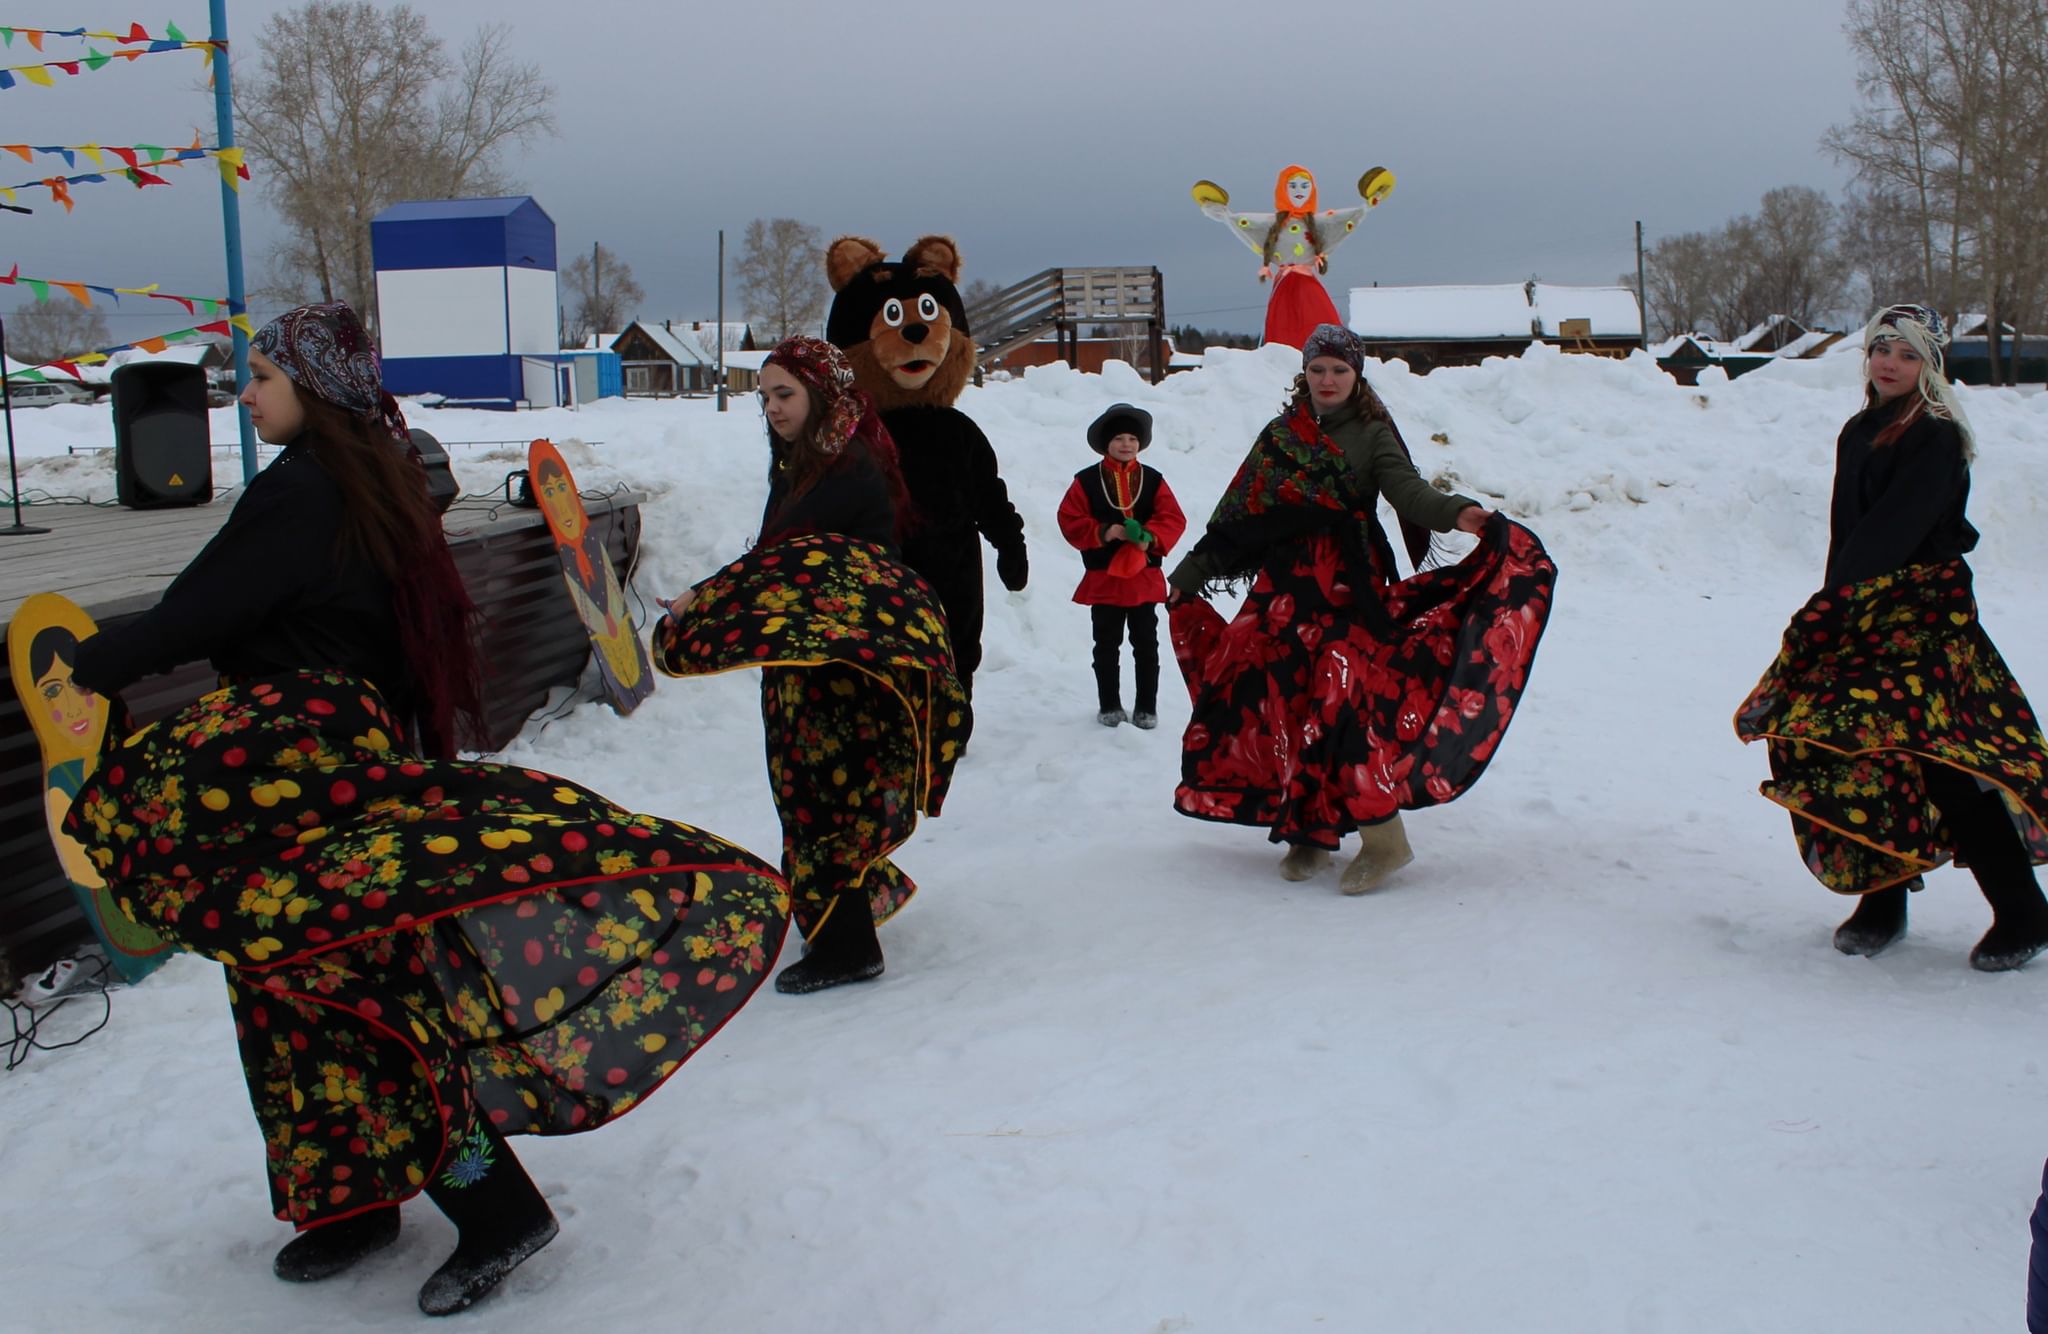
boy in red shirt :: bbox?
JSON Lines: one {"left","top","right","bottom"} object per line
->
{"left": 1057, "top": 403, "right": 1187, "bottom": 728}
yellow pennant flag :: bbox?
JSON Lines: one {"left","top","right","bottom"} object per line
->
{"left": 21, "top": 65, "right": 55, "bottom": 88}
{"left": 229, "top": 313, "right": 254, "bottom": 337}
{"left": 79, "top": 144, "right": 104, "bottom": 168}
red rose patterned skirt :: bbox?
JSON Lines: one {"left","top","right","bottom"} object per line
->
{"left": 1735, "top": 559, "right": 2048, "bottom": 893}
{"left": 67, "top": 671, "right": 790, "bottom": 1229}
{"left": 655, "top": 533, "right": 969, "bottom": 938}
{"left": 1171, "top": 514, "right": 1556, "bottom": 848}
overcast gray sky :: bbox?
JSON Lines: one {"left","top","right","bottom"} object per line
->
{"left": 2, "top": 0, "right": 1861, "bottom": 341}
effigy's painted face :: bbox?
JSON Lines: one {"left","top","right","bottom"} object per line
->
{"left": 1284, "top": 174, "right": 1315, "bottom": 210}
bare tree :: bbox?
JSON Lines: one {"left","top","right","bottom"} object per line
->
{"left": 1745, "top": 186, "right": 1852, "bottom": 329}
{"left": 735, "top": 218, "right": 826, "bottom": 340}
{"left": 235, "top": 3, "right": 556, "bottom": 328}
{"left": 687, "top": 322, "right": 745, "bottom": 362}
{"left": 1638, "top": 230, "right": 1738, "bottom": 339}
{"left": 558, "top": 243, "right": 645, "bottom": 347}
{"left": 5, "top": 301, "right": 112, "bottom": 366}
{"left": 1826, "top": 0, "right": 2048, "bottom": 382}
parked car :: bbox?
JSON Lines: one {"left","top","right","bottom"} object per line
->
{"left": 5, "top": 380, "right": 95, "bottom": 408}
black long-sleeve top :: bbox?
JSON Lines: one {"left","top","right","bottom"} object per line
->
{"left": 760, "top": 438, "right": 898, "bottom": 553}
{"left": 71, "top": 440, "right": 411, "bottom": 715}
{"left": 1824, "top": 403, "right": 1979, "bottom": 589}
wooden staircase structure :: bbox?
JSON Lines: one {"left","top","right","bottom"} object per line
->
{"left": 964, "top": 266, "right": 1167, "bottom": 383}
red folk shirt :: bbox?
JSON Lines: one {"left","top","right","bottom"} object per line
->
{"left": 1056, "top": 457, "right": 1188, "bottom": 607}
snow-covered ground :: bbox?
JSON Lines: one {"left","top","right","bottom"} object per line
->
{"left": 5, "top": 346, "right": 2048, "bottom": 1331}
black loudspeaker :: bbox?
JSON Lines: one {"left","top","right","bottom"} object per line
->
{"left": 111, "top": 362, "right": 212, "bottom": 509}
{"left": 406, "top": 428, "right": 459, "bottom": 514}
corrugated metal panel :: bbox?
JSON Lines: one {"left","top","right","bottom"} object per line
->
{"left": 0, "top": 495, "right": 644, "bottom": 977}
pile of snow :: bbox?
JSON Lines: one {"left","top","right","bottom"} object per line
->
{"left": 6, "top": 348, "right": 2048, "bottom": 1330}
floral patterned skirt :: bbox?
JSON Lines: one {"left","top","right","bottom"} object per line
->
{"left": 68, "top": 672, "right": 789, "bottom": 1228}
{"left": 1735, "top": 560, "right": 2048, "bottom": 893}
{"left": 1171, "top": 514, "right": 1556, "bottom": 848}
{"left": 657, "top": 533, "right": 969, "bottom": 939}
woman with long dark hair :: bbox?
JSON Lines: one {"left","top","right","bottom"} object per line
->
{"left": 66, "top": 302, "right": 790, "bottom": 1315}
{"left": 655, "top": 336, "right": 967, "bottom": 995}
{"left": 1167, "top": 324, "right": 1556, "bottom": 894}
{"left": 1736, "top": 303, "right": 2048, "bottom": 970}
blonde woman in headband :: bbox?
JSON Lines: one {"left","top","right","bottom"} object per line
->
{"left": 1737, "top": 304, "right": 2048, "bottom": 971}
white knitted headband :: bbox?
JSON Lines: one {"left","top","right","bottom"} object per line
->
{"left": 1862, "top": 304, "right": 1975, "bottom": 460}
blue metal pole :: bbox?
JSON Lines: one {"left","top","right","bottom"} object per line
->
{"left": 210, "top": 0, "right": 256, "bottom": 482}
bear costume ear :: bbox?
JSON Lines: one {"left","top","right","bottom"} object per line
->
{"left": 903, "top": 235, "right": 963, "bottom": 283}
{"left": 826, "top": 236, "right": 886, "bottom": 293}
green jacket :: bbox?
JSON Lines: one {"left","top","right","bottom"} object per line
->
{"left": 1168, "top": 401, "right": 1478, "bottom": 594}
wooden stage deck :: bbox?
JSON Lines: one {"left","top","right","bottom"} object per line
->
{"left": 0, "top": 491, "right": 634, "bottom": 623}
{"left": 0, "top": 486, "right": 650, "bottom": 975}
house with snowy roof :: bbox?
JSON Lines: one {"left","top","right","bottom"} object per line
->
{"left": 1346, "top": 282, "right": 1643, "bottom": 370}
{"left": 609, "top": 319, "right": 758, "bottom": 396}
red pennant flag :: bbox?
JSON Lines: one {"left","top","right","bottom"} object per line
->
{"left": 0, "top": 265, "right": 15, "bottom": 285}
{"left": 122, "top": 23, "right": 150, "bottom": 44}
{"left": 53, "top": 61, "right": 80, "bottom": 76}
{"left": 196, "top": 320, "right": 230, "bottom": 336}
{"left": 47, "top": 360, "right": 82, "bottom": 380}
{"left": 109, "top": 147, "right": 138, "bottom": 169}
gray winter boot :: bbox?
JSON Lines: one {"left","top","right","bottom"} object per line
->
{"left": 1340, "top": 815, "right": 1414, "bottom": 895}
{"left": 1278, "top": 845, "right": 1330, "bottom": 881}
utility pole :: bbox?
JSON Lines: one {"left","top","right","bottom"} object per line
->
{"left": 716, "top": 229, "right": 727, "bottom": 412}
{"left": 1635, "top": 220, "right": 1649, "bottom": 351}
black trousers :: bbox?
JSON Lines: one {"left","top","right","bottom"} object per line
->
{"left": 1091, "top": 604, "right": 1160, "bottom": 712}
{"left": 1923, "top": 762, "right": 2041, "bottom": 902}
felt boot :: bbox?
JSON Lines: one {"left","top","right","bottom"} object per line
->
{"left": 1971, "top": 872, "right": 2048, "bottom": 972}
{"left": 1279, "top": 845, "right": 1330, "bottom": 881}
{"left": 417, "top": 1124, "right": 558, "bottom": 1317}
{"left": 1340, "top": 815, "right": 1415, "bottom": 895}
{"left": 775, "top": 892, "right": 885, "bottom": 995}
{"left": 272, "top": 1205, "right": 400, "bottom": 1283}
{"left": 1833, "top": 883, "right": 1909, "bottom": 956}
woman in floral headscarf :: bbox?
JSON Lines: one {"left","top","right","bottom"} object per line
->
{"left": 65, "top": 302, "right": 791, "bottom": 1316}
{"left": 1736, "top": 303, "right": 2048, "bottom": 971}
{"left": 1166, "top": 324, "right": 1557, "bottom": 894}
{"left": 655, "top": 335, "right": 968, "bottom": 995}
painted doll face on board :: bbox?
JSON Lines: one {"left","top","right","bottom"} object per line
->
{"left": 1104, "top": 432, "right": 1143, "bottom": 463}
{"left": 241, "top": 350, "right": 307, "bottom": 446}
{"left": 1283, "top": 173, "right": 1315, "bottom": 210}
{"left": 1866, "top": 338, "right": 1923, "bottom": 402}
{"left": 536, "top": 465, "right": 587, "bottom": 542}
{"left": 32, "top": 637, "right": 97, "bottom": 763}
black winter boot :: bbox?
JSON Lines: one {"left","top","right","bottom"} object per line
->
{"left": 1833, "top": 883, "right": 1910, "bottom": 957}
{"left": 272, "top": 1204, "right": 400, "bottom": 1282}
{"left": 418, "top": 1123, "right": 558, "bottom": 1317}
{"left": 1970, "top": 871, "right": 2048, "bottom": 972}
{"left": 1926, "top": 766, "right": 2048, "bottom": 972}
{"left": 775, "top": 892, "right": 885, "bottom": 994}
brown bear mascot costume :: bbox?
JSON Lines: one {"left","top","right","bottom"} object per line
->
{"left": 825, "top": 235, "right": 1027, "bottom": 699}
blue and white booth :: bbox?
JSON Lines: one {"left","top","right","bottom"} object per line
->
{"left": 371, "top": 196, "right": 560, "bottom": 408}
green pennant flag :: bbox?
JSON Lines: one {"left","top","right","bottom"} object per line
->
{"left": 201, "top": 298, "right": 219, "bottom": 315}
{"left": 0, "top": 29, "right": 14, "bottom": 49}
{"left": 165, "top": 21, "right": 186, "bottom": 42}
{"left": 83, "top": 47, "right": 110, "bottom": 71}
{"left": 136, "top": 144, "right": 163, "bottom": 160}
{"left": 27, "top": 279, "right": 49, "bottom": 303}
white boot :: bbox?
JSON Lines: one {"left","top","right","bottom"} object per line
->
{"left": 1278, "top": 845, "right": 1330, "bottom": 881}
{"left": 1340, "top": 815, "right": 1414, "bottom": 895}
